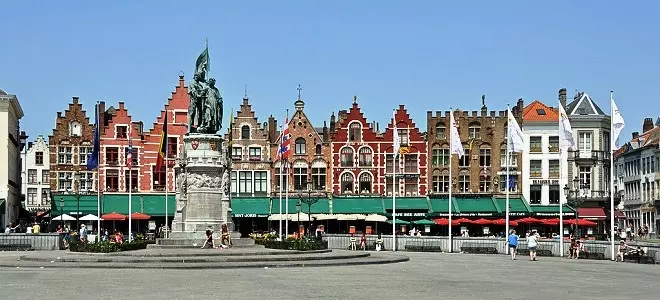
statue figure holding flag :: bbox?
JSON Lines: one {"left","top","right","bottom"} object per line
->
{"left": 188, "top": 41, "right": 223, "bottom": 135}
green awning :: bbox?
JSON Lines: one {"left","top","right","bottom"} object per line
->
{"left": 530, "top": 204, "right": 576, "bottom": 217}
{"left": 388, "top": 219, "right": 409, "bottom": 225}
{"left": 332, "top": 197, "right": 385, "bottom": 214}
{"left": 493, "top": 197, "right": 532, "bottom": 217}
{"left": 456, "top": 197, "right": 498, "bottom": 213}
{"left": 384, "top": 197, "right": 429, "bottom": 211}
{"left": 102, "top": 194, "right": 175, "bottom": 216}
{"left": 413, "top": 219, "right": 436, "bottom": 225}
{"left": 231, "top": 197, "right": 270, "bottom": 217}
{"left": 428, "top": 197, "right": 459, "bottom": 214}
{"left": 271, "top": 198, "right": 330, "bottom": 214}
{"left": 51, "top": 194, "right": 103, "bottom": 216}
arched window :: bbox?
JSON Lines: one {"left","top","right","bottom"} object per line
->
{"left": 241, "top": 125, "right": 250, "bottom": 139}
{"left": 315, "top": 144, "right": 322, "bottom": 155}
{"left": 341, "top": 173, "right": 354, "bottom": 193}
{"left": 468, "top": 122, "right": 480, "bottom": 139}
{"left": 435, "top": 122, "right": 446, "bottom": 140}
{"left": 359, "top": 172, "right": 372, "bottom": 193}
{"left": 358, "top": 147, "right": 372, "bottom": 167}
{"left": 295, "top": 138, "right": 306, "bottom": 155}
{"left": 340, "top": 147, "right": 354, "bottom": 167}
{"left": 349, "top": 122, "right": 362, "bottom": 142}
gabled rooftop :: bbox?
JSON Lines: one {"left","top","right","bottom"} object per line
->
{"left": 523, "top": 100, "right": 558, "bottom": 122}
{"left": 566, "top": 92, "right": 605, "bottom": 116}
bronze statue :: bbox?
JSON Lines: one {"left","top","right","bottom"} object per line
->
{"left": 187, "top": 43, "right": 223, "bottom": 135}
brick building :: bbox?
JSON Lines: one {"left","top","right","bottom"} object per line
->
{"left": 426, "top": 99, "right": 524, "bottom": 195}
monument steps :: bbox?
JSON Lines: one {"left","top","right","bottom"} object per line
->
{"left": 148, "top": 244, "right": 260, "bottom": 249}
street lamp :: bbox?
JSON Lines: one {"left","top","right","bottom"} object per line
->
{"left": 73, "top": 171, "right": 81, "bottom": 230}
{"left": 300, "top": 181, "right": 319, "bottom": 237}
{"left": 296, "top": 198, "right": 302, "bottom": 235}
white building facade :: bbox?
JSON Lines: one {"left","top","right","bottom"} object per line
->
{"left": 0, "top": 89, "right": 25, "bottom": 227}
{"left": 21, "top": 135, "right": 51, "bottom": 211}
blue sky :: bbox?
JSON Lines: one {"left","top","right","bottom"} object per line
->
{"left": 2, "top": 1, "right": 658, "bottom": 142}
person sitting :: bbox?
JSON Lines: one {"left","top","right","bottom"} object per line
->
{"left": 375, "top": 233, "right": 384, "bottom": 252}
{"left": 617, "top": 240, "right": 628, "bottom": 262}
{"left": 220, "top": 224, "right": 231, "bottom": 248}
{"left": 202, "top": 229, "right": 214, "bottom": 249}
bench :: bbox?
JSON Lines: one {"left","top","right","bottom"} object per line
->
{"left": 405, "top": 239, "right": 442, "bottom": 252}
{"left": 460, "top": 242, "right": 498, "bottom": 254}
{"left": 0, "top": 243, "right": 33, "bottom": 251}
{"left": 620, "top": 250, "right": 656, "bottom": 264}
{"left": 578, "top": 246, "right": 606, "bottom": 260}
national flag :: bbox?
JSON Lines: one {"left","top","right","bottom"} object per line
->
{"left": 87, "top": 102, "right": 100, "bottom": 170}
{"left": 227, "top": 109, "right": 233, "bottom": 149}
{"left": 611, "top": 98, "right": 625, "bottom": 149}
{"left": 507, "top": 176, "right": 516, "bottom": 191}
{"left": 468, "top": 138, "right": 474, "bottom": 155}
{"left": 156, "top": 111, "right": 168, "bottom": 171}
{"left": 449, "top": 111, "right": 464, "bottom": 158}
{"left": 507, "top": 108, "right": 525, "bottom": 153}
{"left": 393, "top": 110, "right": 401, "bottom": 157}
{"left": 559, "top": 104, "right": 576, "bottom": 150}
{"left": 126, "top": 125, "right": 133, "bottom": 168}
{"left": 278, "top": 117, "right": 291, "bottom": 160}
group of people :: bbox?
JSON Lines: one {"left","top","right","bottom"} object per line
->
{"left": 4, "top": 222, "right": 41, "bottom": 234}
{"left": 349, "top": 233, "right": 384, "bottom": 251}
{"left": 201, "top": 223, "right": 232, "bottom": 249}
{"left": 507, "top": 229, "right": 540, "bottom": 261}
{"left": 617, "top": 224, "right": 651, "bottom": 242}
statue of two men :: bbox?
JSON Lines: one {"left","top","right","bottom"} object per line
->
{"left": 188, "top": 45, "right": 223, "bottom": 135}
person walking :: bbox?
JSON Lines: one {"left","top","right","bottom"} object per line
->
{"left": 528, "top": 230, "right": 539, "bottom": 261}
{"left": 507, "top": 229, "right": 519, "bottom": 260}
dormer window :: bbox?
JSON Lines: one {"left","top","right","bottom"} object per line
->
{"left": 70, "top": 122, "right": 82, "bottom": 137}
{"left": 349, "top": 122, "right": 361, "bottom": 142}
{"left": 116, "top": 125, "right": 127, "bottom": 139}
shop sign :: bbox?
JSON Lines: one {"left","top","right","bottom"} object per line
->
{"left": 393, "top": 212, "right": 427, "bottom": 217}
{"left": 233, "top": 214, "right": 268, "bottom": 218}
{"left": 435, "top": 212, "right": 494, "bottom": 217}
{"left": 534, "top": 212, "right": 575, "bottom": 217}
{"left": 532, "top": 179, "right": 559, "bottom": 185}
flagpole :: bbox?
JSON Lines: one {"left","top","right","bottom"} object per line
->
{"left": 285, "top": 109, "right": 290, "bottom": 237}
{"left": 392, "top": 109, "right": 398, "bottom": 251}
{"left": 278, "top": 123, "right": 283, "bottom": 240}
{"left": 610, "top": 91, "right": 616, "bottom": 260}
{"left": 448, "top": 110, "right": 453, "bottom": 253}
{"left": 505, "top": 106, "right": 511, "bottom": 255}
{"left": 128, "top": 129, "right": 133, "bottom": 242}
{"left": 96, "top": 101, "right": 101, "bottom": 238}
{"left": 558, "top": 101, "right": 564, "bottom": 257}
{"left": 164, "top": 110, "right": 169, "bottom": 239}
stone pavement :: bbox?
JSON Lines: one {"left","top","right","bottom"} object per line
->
{"left": 1, "top": 252, "right": 658, "bottom": 299}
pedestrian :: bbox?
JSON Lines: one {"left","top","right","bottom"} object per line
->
{"left": 360, "top": 232, "right": 367, "bottom": 251}
{"left": 528, "top": 230, "right": 539, "bottom": 261}
{"left": 375, "top": 233, "right": 383, "bottom": 252}
{"left": 349, "top": 234, "right": 357, "bottom": 251}
{"left": 507, "top": 229, "right": 519, "bottom": 260}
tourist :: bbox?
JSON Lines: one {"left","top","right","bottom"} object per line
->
{"left": 104, "top": 229, "right": 109, "bottom": 241}
{"left": 4, "top": 225, "right": 10, "bottom": 234}
{"left": 620, "top": 229, "right": 627, "bottom": 242}
{"left": 528, "top": 230, "right": 539, "bottom": 261}
{"left": 26, "top": 223, "right": 33, "bottom": 234}
{"left": 349, "top": 234, "right": 357, "bottom": 251}
{"left": 221, "top": 224, "right": 231, "bottom": 248}
{"left": 375, "top": 233, "right": 383, "bottom": 252}
{"left": 360, "top": 233, "right": 367, "bottom": 251}
{"left": 202, "top": 229, "right": 214, "bottom": 249}
{"left": 507, "top": 229, "right": 519, "bottom": 260}
{"left": 617, "top": 240, "right": 628, "bottom": 262}
{"left": 33, "top": 222, "right": 40, "bottom": 234}
{"left": 79, "top": 224, "right": 88, "bottom": 243}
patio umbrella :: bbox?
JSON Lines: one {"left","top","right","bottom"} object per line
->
{"left": 434, "top": 218, "right": 460, "bottom": 226}
{"left": 492, "top": 219, "right": 518, "bottom": 226}
{"left": 387, "top": 219, "right": 408, "bottom": 225}
{"left": 101, "top": 212, "right": 127, "bottom": 221}
{"left": 576, "top": 219, "right": 597, "bottom": 226}
{"left": 52, "top": 213, "right": 76, "bottom": 221}
{"left": 364, "top": 214, "right": 388, "bottom": 222}
{"left": 517, "top": 217, "right": 543, "bottom": 224}
{"left": 541, "top": 219, "right": 559, "bottom": 225}
{"left": 79, "top": 214, "right": 100, "bottom": 221}
{"left": 413, "top": 219, "right": 436, "bottom": 225}
{"left": 472, "top": 218, "right": 493, "bottom": 225}
{"left": 454, "top": 218, "right": 474, "bottom": 224}
{"left": 312, "top": 214, "right": 338, "bottom": 221}
{"left": 130, "top": 212, "right": 151, "bottom": 220}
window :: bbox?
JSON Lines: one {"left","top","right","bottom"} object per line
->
{"left": 385, "top": 154, "right": 400, "bottom": 173}
{"left": 254, "top": 171, "right": 268, "bottom": 195}
{"left": 530, "top": 160, "right": 542, "bottom": 178}
{"left": 238, "top": 171, "right": 252, "bottom": 194}
{"left": 404, "top": 155, "right": 417, "bottom": 173}
{"left": 241, "top": 125, "right": 250, "bottom": 139}
{"left": 79, "top": 172, "right": 94, "bottom": 191}
{"left": 459, "top": 145, "right": 470, "bottom": 167}
{"left": 468, "top": 123, "right": 480, "bottom": 139}
{"left": 397, "top": 128, "right": 409, "bottom": 146}
{"left": 294, "top": 138, "right": 306, "bottom": 155}
{"left": 106, "top": 169, "right": 119, "bottom": 191}
{"left": 35, "top": 151, "right": 44, "bottom": 165}
{"left": 27, "top": 188, "right": 38, "bottom": 206}
{"left": 106, "top": 147, "right": 119, "bottom": 165}
{"left": 432, "top": 170, "right": 449, "bottom": 193}
{"left": 152, "top": 166, "right": 166, "bottom": 191}
{"left": 315, "top": 144, "right": 322, "bottom": 155}
{"left": 404, "top": 177, "right": 418, "bottom": 196}
{"left": 359, "top": 172, "right": 372, "bottom": 193}
{"left": 500, "top": 175, "right": 518, "bottom": 192}
{"left": 232, "top": 147, "right": 242, "bottom": 160}
{"left": 41, "top": 188, "right": 50, "bottom": 205}
{"left": 536, "top": 109, "right": 546, "bottom": 115}
{"left": 549, "top": 185, "right": 560, "bottom": 204}
{"left": 348, "top": 123, "right": 361, "bottom": 142}
{"left": 248, "top": 147, "right": 261, "bottom": 161}
{"left": 79, "top": 147, "right": 93, "bottom": 166}
{"left": 479, "top": 148, "right": 491, "bottom": 167}
{"left": 432, "top": 146, "right": 449, "bottom": 166}
{"left": 530, "top": 137, "right": 542, "bottom": 153}
{"left": 167, "top": 137, "right": 178, "bottom": 158}
{"left": 231, "top": 171, "right": 237, "bottom": 194}
{"left": 340, "top": 147, "right": 354, "bottom": 167}
{"left": 69, "top": 122, "right": 82, "bottom": 137}
{"left": 435, "top": 123, "right": 446, "bottom": 139}
{"left": 124, "top": 170, "right": 138, "bottom": 192}
{"left": 341, "top": 173, "right": 354, "bottom": 193}
{"left": 58, "top": 172, "right": 72, "bottom": 191}
{"left": 358, "top": 147, "right": 372, "bottom": 167}
{"left": 274, "top": 166, "right": 290, "bottom": 190}
{"left": 28, "top": 169, "right": 37, "bottom": 184}
{"left": 293, "top": 166, "right": 307, "bottom": 190}
{"left": 529, "top": 185, "right": 542, "bottom": 204}
{"left": 58, "top": 147, "right": 73, "bottom": 164}
{"left": 459, "top": 171, "right": 470, "bottom": 192}
{"left": 549, "top": 160, "right": 559, "bottom": 178}
{"left": 546, "top": 136, "right": 559, "bottom": 153}
{"left": 579, "top": 166, "right": 592, "bottom": 190}
{"left": 578, "top": 132, "right": 592, "bottom": 151}
{"left": 124, "top": 147, "right": 138, "bottom": 166}
{"left": 116, "top": 125, "right": 127, "bottom": 138}
{"left": 311, "top": 167, "right": 326, "bottom": 190}
{"left": 480, "top": 174, "right": 491, "bottom": 192}
{"left": 500, "top": 146, "right": 517, "bottom": 166}
{"left": 386, "top": 177, "right": 396, "bottom": 195}
{"left": 603, "top": 132, "right": 611, "bottom": 153}
{"left": 42, "top": 170, "right": 50, "bottom": 184}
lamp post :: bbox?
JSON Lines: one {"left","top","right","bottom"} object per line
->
{"left": 73, "top": 171, "right": 81, "bottom": 230}
{"left": 296, "top": 198, "right": 302, "bottom": 236}
{"left": 59, "top": 197, "right": 65, "bottom": 228}
{"left": 301, "top": 181, "right": 319, "bottom": 237}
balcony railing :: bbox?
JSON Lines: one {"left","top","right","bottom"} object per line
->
{"left": 566, "top": 190, "right": 610, "bottom": 200}
{"left": 529, "top": 147, "right": 543, "bottom": 153}
{"left": 530, "top": 171, "right": 542, "bottom": 178}
{"left": 567, "top": 150, "right": 610, "bottom": 162}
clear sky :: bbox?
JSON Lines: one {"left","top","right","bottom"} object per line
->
{"left": 2, "top": 1, "right": 658, "bottom": 142}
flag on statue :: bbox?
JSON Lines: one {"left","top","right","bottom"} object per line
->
{"left": 611, "top": 98, "right": 625, "bottom": 149}
{"left": 559, "top": 104, "right": 575, "bottom": 150}
{"left": 449, "top": 111, "right": 464, "bottom": 158}
{"left": 507, "top": 108, "right": 524, "bottom": 153}
{"left": 393, "top": 110, "right": 401, "bottom": 157}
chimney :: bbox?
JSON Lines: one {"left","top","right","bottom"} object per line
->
{"left": 322, "top": 121, "right": 329, "bottom": 142}
{"left": 559, "top": 88, "right": 567, "bottom": 108}
{"left": 97, "top": 101, "right": 106, "bottom": 134}
{"left": 376, "top": 122, "right": 380, "bottom": 132}
{"left": 643, "top": 118, "right": 654, "bottom": 133}
{"left": 178, "top": 75, "right": 185, "bottom": 87}
{"left": 632, "top": 132, "right": 639, "bottom": 139}
{"left": 329, "top": 112, "right": 336, "bottom": 133}
{"left": 72, "top": 96, "right": 79, "bottom": 104}
{"left": 28, "top": 142, "right": 33, "bottom": 149}
{"left": 516, "top": 98, "right": 524, "bottom": 117}
{"left": 267, "top": 115, "right": 277, "bottom": 142}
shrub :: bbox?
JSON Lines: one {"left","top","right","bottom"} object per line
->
{"left": 263, "top": 237, "right": 327, "bottom": 251}
{"left": 69, "top": 240, "right": 148, "bottom": 253}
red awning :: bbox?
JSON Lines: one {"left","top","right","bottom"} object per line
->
{"left": 577, "top": 208, "right": 607, "bottom": 220}
{"left": 615, "top": 210, "right": 626, "bottom": 219}
{"left": 454, "top": 218, "right": 474, "bottom": 224}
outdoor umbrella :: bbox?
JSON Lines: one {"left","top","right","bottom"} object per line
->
{"left": 364, "top": 214, "right": 388, "bottom": 222}
{"left": 472, "top": 218, "right": 493, "bottom": 225}
{"left": 413, "top": 219, "right": 436, "bottom": 225}
{"left": 492, "top": 219, "right": 518, "bottom": 226}
{"left": 387, "top": 219, "right": 408, "bottom": 225}
{"left": 574, "top": 219, "right": 597, "bottom": 226}
{"left": 434, "top": 218, "right": 460, "bottom": 226}
{"left": 79, "top": 214, "right": 99, "bottom": 221}
{"left": 101, "top": 212, "right": 127, "bottom": 221}
{"left": 52, "top": 213, "right": 76, "bottom": 221}
{"left": 454, "top": 218, "right": 474, "bottom": 224}
{"left": 517, "top": 217, "right": 543, "bottom": 224}
{"left": 541, "top": 219, "right": 559, "bottom": 225}
{"left": 130, "top": 213, "right": 151, "bottom": 220}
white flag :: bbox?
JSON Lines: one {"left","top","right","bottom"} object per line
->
{"left": 611, "top": 98, "right": 625, "bottom": 149}
{"left": 393, "top": 110, "right": 400, "bottom": 157}
{"left": 559, "top": 104, "right": 576, "bottom": 150}
{"left": 450, "top": 111, "right": 464, "bottom": 158}
{"left": 507, "top": 108, "right": 524, "bottom": 153}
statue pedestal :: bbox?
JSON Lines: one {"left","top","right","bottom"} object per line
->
{"left": 167, "top": 134, "right": 235, "bottom": 244}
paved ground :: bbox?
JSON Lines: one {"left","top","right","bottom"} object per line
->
{"left": 1, "top": 251, "right": 658, "bottom": 300}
